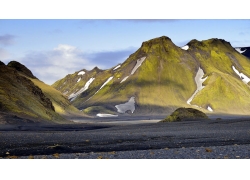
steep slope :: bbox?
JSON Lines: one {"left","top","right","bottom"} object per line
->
{"left": 53, "top": 36, "right": 250, "bottom": 116}
{"left": 186, "top": 39, "right": 250, "bottom": 114}
{"left": 0, "top": 61, "right": 77, "bottom": 124}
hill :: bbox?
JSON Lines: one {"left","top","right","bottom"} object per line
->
{"left": 53, "top": 36, "right": 250, "bottom": 116}
{"left": 0, "top": 61, "right": 80, "bottom": 124}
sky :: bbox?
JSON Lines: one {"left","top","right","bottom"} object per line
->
{"left": 1, "top": 1, "right": 250, "bottom": 85}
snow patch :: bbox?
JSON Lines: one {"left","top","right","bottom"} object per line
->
{"left": 68, "top": 77, "right": 95, "bottom": 101}
{"left": 187, "top": 67, "right": 207, "bottom": 105}
{"left": 207, "top": 106, "right": 213, "bottom": 112}
{"left": 115, "top": 97, "right": 135, "bottom": 113}
{"left": 78, "top": 71, "right": 85, "bottom": 75}
{"left": 77, "top": 78, "right": 81, "bottom": 82}
{"left": 232, "top": 66, "right": 250, "bottom": 84}
{"left": 235, "top": 48, "right": 247, "bottom": 54}
{"left": 181, "top": 45, "right": 189, "bottom": 50}
{"left": 120, "top": 57, "right": 146, "bottom": 83}
{"left": 86, "top": 76, "right": 114, "bottom": 102}
{"left": 120, "top": 76, "right": 129, "bottom": 83}
{"left": 131, "top": 57, "right": 146, "bottom": 75}
{"left": 96, "top": 113, "right": 118, "bottom": 117}
{"left": 113, "top": 65, "right": 121, "bottom": 70}
{"left": 98, "top": 76, "right": 113, "bottom": 91}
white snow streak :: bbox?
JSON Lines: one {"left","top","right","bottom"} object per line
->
{"left": 68, "top": 77, "right": 95, "bottom": 101}
{"left": 78, "top": 71, "right": 85, "bottom": 75}
{"left": 207, "top": 106, "right": 213, "bottom": 112}
{"left": 86, "top": 76, "right": 114, "bottom": 102}
{"left": 96, "top": 113, "right": 118, "bottom": 117}
{"left": 99, "top": 76, "right": 113, "bottom": 91}
{"left": 113, "top": 64, "right": 121, "bottom": 70}
{"left": 115, "top": 97, "right": 135, "bottom": 113}
{"left": 235, "top": 48, "right": 247, "bottom": 54}
{"left": 120, "top": 76, "right": 129, "bottom": 83}
{"left": 181, "top": 45, "right": 189, "bottom": 50}
{"left": 77, "top": 78, "right": 81, "bottom": 82}
{"left": 120, "top": 57, "right": 146, "bottom": 83}
{"left": 131, "top": 57, "right": 146, "bottom": 75}
{"left": 232, "top": 66, "right": 250, "bottom": 84}
{"left": 187, "top": 67, "right": 207, "bottom": 105}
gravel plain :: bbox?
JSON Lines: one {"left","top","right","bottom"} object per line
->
{"left": 1, "top": 115, "right": 250, "bottom": 159}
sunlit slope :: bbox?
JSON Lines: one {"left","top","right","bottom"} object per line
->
{"left": 53, "top": 36, "right": 250, "bottom": 115}
{"left": 31, "top": 78, "right": 80, "bottom": 116}
{"left": 186, "top": 39, "right": 250, "bottom": 114}
{"left": 0, "top": 62, "right": 66, "bottom": 123}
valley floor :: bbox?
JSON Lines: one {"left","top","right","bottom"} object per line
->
{"left": 0, "top": 115, "right": 250, "bottom": 159}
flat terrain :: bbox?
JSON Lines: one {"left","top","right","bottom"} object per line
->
{"left": 1, "top": 115, "right": 250, "bottom": 159}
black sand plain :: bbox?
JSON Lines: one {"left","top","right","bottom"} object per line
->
{"left": 0, "top": 114, "right": 250, "bottom": 159}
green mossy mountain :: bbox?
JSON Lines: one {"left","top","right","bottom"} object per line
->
{"left": 0, "top": 61, "right": 79, "bottom": 124}
{"left": 53, "top": 36, "right": 250, "bottom": 116}
{"left": 161, "top": 108, "right": 209, "bottom": 122}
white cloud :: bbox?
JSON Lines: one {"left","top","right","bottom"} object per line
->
{"left": 0, "top": 48, "right": 9, "bottom": 60}
{"left": 18, "top": 44, "right": 135, "bottom": 85}
{"left": 20, "top": 44, "right": 97, "bottom": 85}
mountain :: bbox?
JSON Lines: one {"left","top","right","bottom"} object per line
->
{"left": 0, "top": 61, "right": 79, "bottom": 124}
{"left": 234, "top": 47, "right": 250, "bottom": 59}
{"left": 52, "top": 36, "right": 250, "bottom": 116}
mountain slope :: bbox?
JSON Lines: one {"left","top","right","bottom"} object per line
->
{"left": 0, "top": 61, "right": 79, "bottom": 124}
{"left": 53, "top": 36, "right": 250, "bottom": 116}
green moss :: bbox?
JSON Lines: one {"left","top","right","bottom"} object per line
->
{"left": 161, "top": 107, "right": 208, "bottom": 122}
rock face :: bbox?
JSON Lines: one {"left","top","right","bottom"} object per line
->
{"left": 161, "top": 108, "right": 209, "bottom": 122}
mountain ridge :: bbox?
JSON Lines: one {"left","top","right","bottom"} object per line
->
{"left": 52, "top": 36, "right": 250, "bottom": 116}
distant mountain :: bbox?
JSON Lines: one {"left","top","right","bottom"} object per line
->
{"left": 234, "top": 47, "right": 250, "bottom": 59}
{"left": 0, "top": 61, "right": 79, "bottom": 124}
{"left": 53, "top": 36, "right": 250, "bottom": 116}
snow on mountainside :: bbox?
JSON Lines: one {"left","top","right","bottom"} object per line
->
{"left": 234, "top": 47, "right": 250, "bottom": 59}
{"left": 53, "top": 36, "right": 250, "bottom": 116}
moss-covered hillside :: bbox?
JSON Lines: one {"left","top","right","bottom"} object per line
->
{"left": 53, "top": 36, "right": 250, "bottom": 116}
{"left": 0, "top": 61, "right": 78, "bottom": 124}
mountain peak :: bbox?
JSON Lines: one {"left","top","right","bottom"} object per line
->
{"left": 139, "top": 36, "right": 177, "bottom": 54}
{"left": 91, "top": 66, "right": 102, "bottom": 72}
{"left": 7, "top": 61, "right": 37, "bottom": 79}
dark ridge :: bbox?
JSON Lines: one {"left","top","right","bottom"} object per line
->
{"left": 7, "top": 61, "right": 37, "bottom": 79}
{"left": 91, "top": 66, "right": 103, "bottom": 73}
{"left": 0, "top": 61, "right": 5, "bottom": 66}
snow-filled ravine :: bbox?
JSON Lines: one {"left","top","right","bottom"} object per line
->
{"left": 120, "top": 76, "right": 129, "bottom": 83}
{"left": 232, "top": 66, "right": 250, "bottom": 84}
{"left": 235, "top": 48, "right": 247, "bottom": 54}
{"left": 181, "top": 45, "right": 189, "bottom": 50}
{"left": 113, "top": 64, "right": 121, "bottom": 71}
{"left": 68, "top": 77, "right": 95, "bottom": 101}
{"left": 96, "top": 113, "right": 118, "bottom": 117}
{"left": 120, "top": 57, "right": 146, "bottom": 83}
{"left": 207, "top": 106, "right": 213, "bottom": 112}
{"left": 85, "top": 76, "right": 113, "bottom": 101}
{"left": 187, "top": 67, "right": 207, "bottom": 105}
{"left": 78, "top": 71, "right": 85, "bottom": 75}
{"left": 115, "top": 97, "right": 135, "bottom": 113}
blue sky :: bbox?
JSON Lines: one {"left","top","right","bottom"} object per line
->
{"left": 0, "top": 2, "right": 250, "bottom": 84}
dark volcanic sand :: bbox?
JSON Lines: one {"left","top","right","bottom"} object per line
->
{"left": 0, "top": 115, "right": 250, "bottom": 159}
